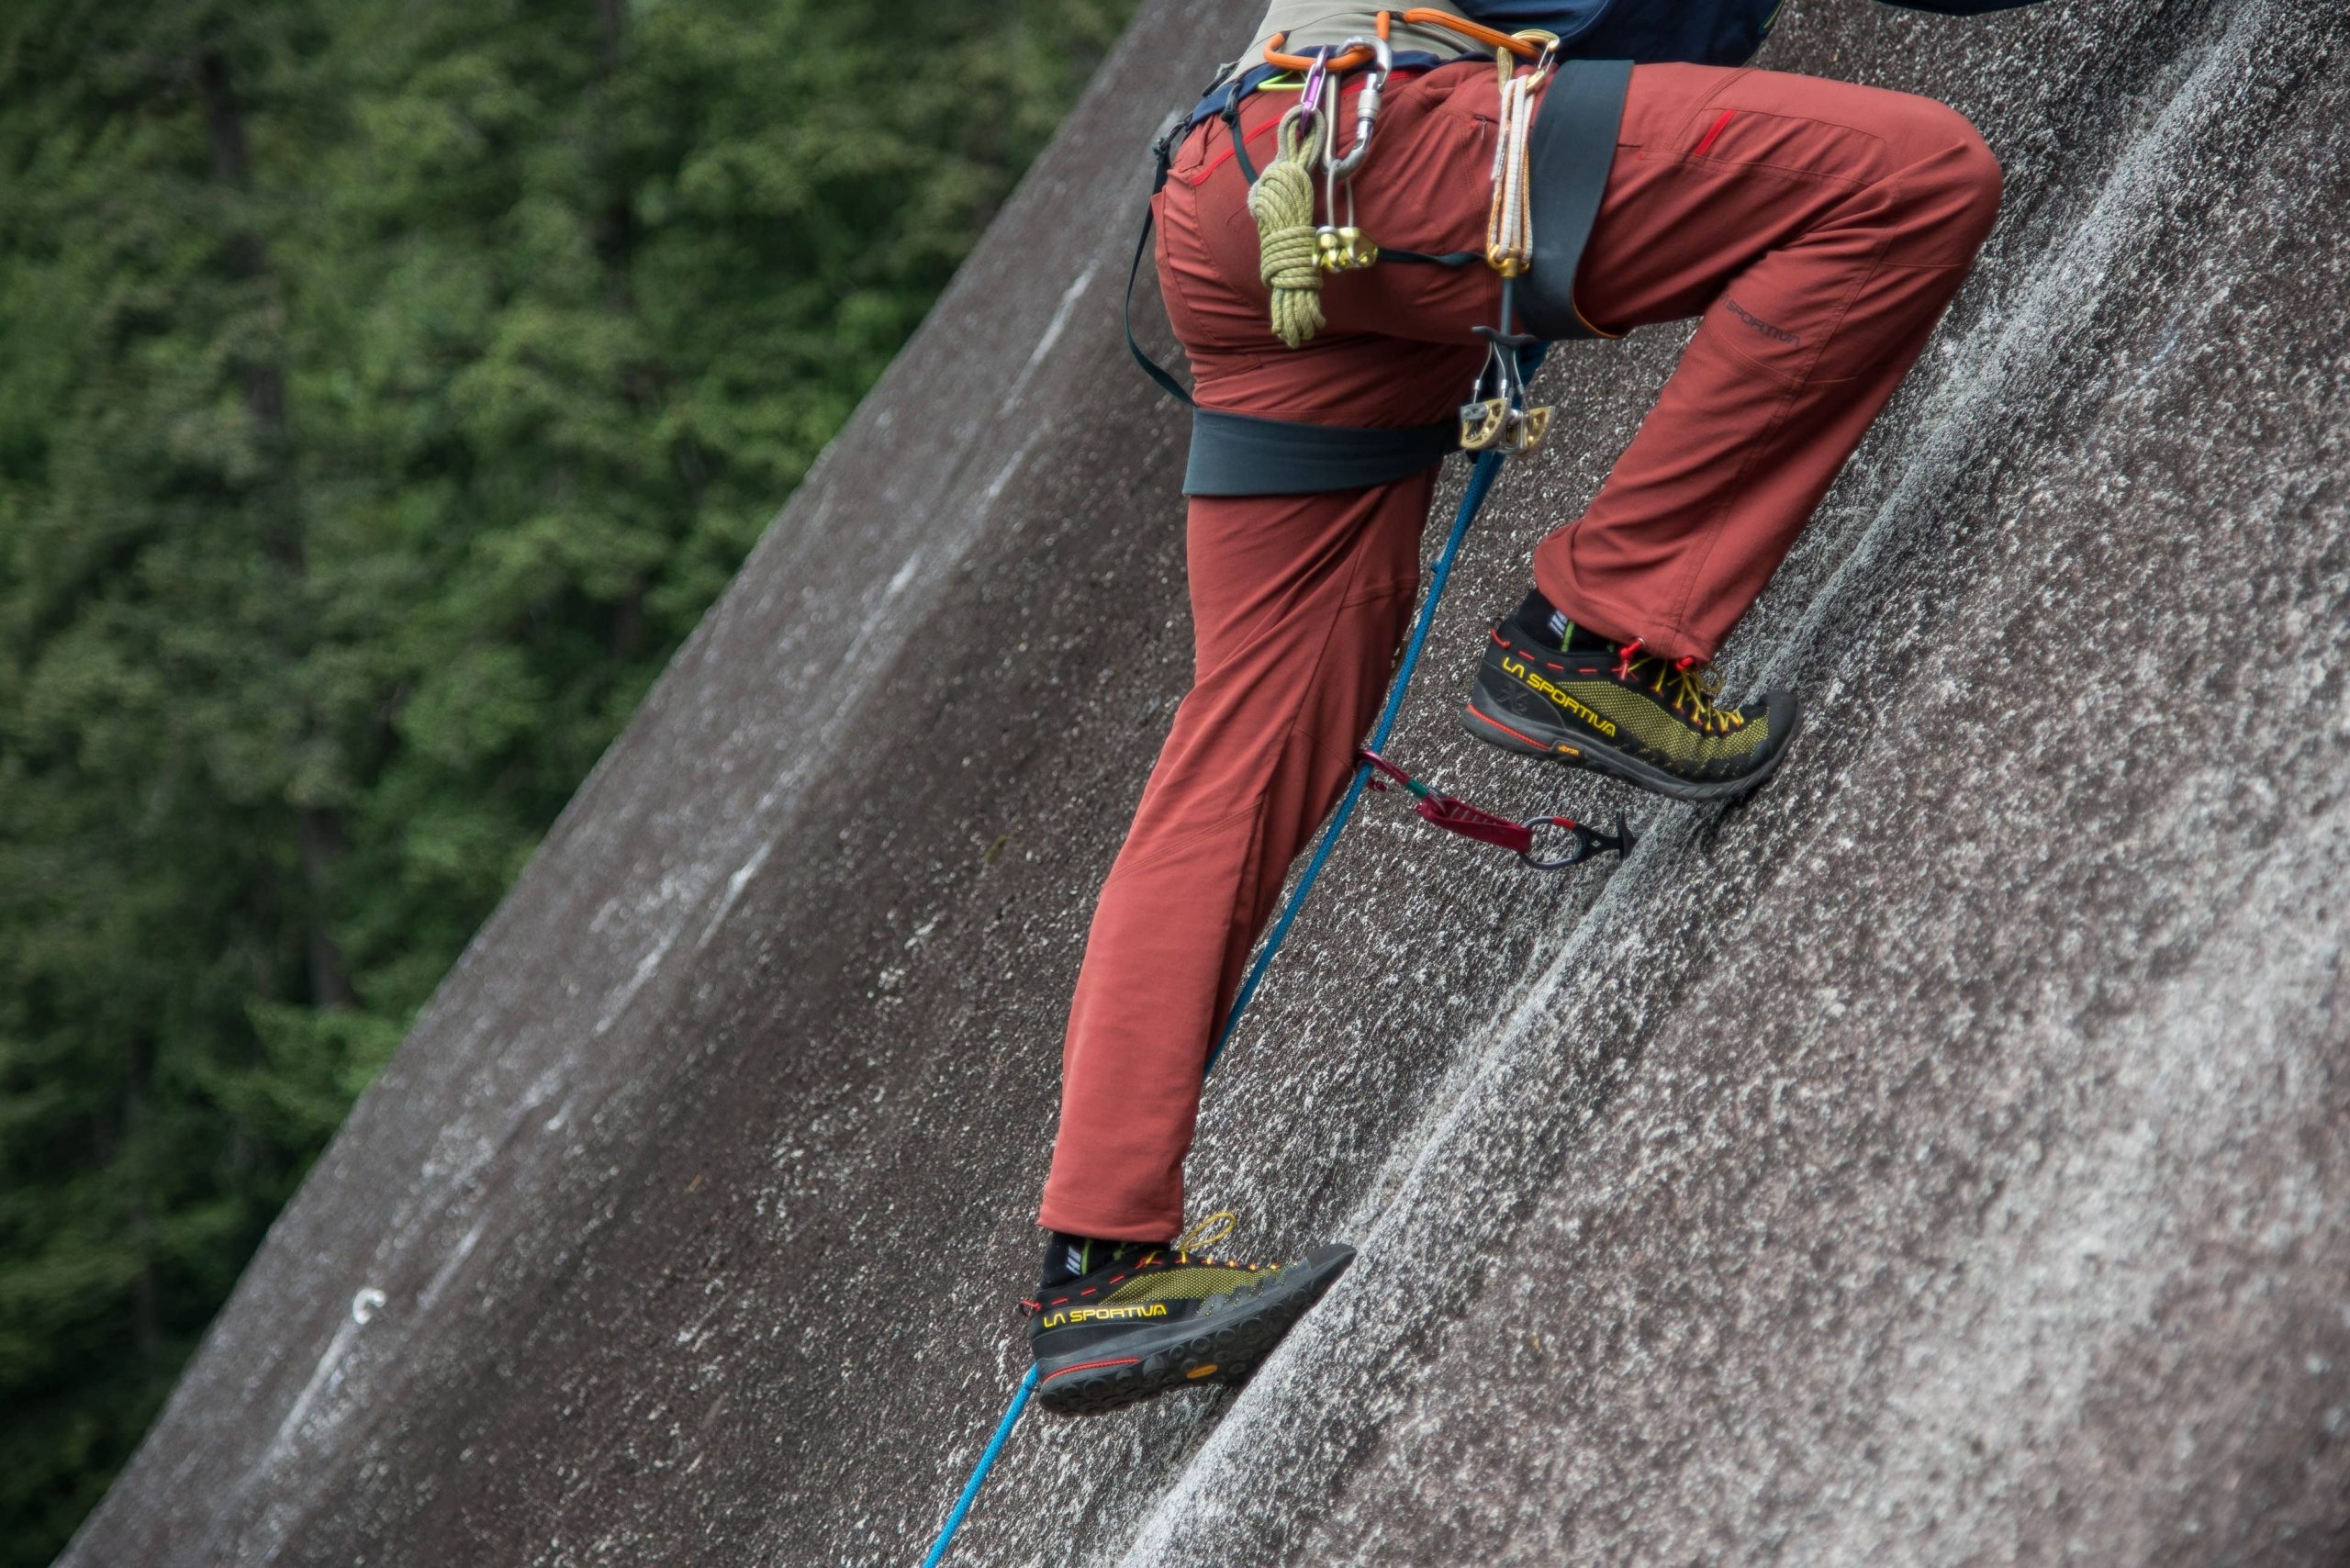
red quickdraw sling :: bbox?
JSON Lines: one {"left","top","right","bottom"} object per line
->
{"left": 1358, "top": 747, "right": 1633, "bottom": 869}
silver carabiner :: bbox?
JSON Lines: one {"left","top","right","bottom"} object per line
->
{"left": 1324, "top": 34, "right": 1393, "bottom": 182}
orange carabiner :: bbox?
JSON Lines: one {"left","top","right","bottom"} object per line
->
{"left": 1264, "top": 32, "right": 1376, "bottom": 73}
{"left": 1264, "top": 8, "right": 1393, "bottom": 73}
{"left": 1265, "top": 7, "right": 1542, "bottom": 75}
{"left": 1398, "top": 7, "right": 1547, "bottom": 59}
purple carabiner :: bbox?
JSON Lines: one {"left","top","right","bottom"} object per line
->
{"left": 1300, "top": 50, "right": 1331, "bottom": 117}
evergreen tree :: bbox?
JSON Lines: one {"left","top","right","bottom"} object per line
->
{"left": 0, "top": 2, "right": 1130, "bottom": 1559}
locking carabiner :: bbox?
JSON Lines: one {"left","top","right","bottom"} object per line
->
{"left": 1325, "top": 33, "right": 1393, "bottom": 181}
{"left": 1308, "top": 35, "right": 1392, "bottom": 275}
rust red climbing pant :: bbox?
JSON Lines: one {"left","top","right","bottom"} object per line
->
{"left": 1040, "top": 60, "right": 2004, "bottom": 1240}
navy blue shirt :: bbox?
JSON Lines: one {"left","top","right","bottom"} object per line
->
{"left": 1461, "top": 0, "right": 2042, "bottom": 67}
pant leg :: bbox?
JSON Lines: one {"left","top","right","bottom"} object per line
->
{"left": 1038, "top": 476, "right": 1435, "bottom": 1238}
{"left": 1039, "top": 68, "right": 1500, "bottom": 1240}
{"left": 1533, "top": 63, "right": 2006, "bottom": 661}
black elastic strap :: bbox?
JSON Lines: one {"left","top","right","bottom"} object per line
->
{"left": 1517, "top": 58, "right": 1634, "bottom": 342}
{"left": 1183, "top": 408, "right": 1459, "bottom": 497}
{"left": 1125, "top": 205, "right": 1192, "bottom": 405}
{"left": 1218, "top": 90, "right": 1262, "bottom": 186}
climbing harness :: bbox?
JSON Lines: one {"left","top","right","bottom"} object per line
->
{"left": 1486, "top": 37, "right": 1548, "bottom": 274}
{"left": 923, "top": 29, "right": 1644, "bottom": 1566}
{"left": 1128, "top": 30, "right": 1628, "bottom": 496}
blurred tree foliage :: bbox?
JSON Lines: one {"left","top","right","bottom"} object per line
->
{"left": 0, "top": 0, "right": 1132, "bottom": 1556}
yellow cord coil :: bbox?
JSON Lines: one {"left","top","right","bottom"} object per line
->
{"left": 1250, "top": 109, "right": 1330, "bottom": 348}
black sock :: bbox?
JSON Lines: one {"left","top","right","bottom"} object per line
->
{"left": 1512, "top": 588, "right": 1610, "bottom": 653}
{"left": 1042, "top": 1231, "right": 1159, "bottom": 1287}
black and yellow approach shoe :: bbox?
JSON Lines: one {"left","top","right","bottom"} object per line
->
{"left": 1461, "top": 619, "right": 1800, "bottom": 802}
{"left": 1024, "top": 1215, "right": 1354, "bottom": 1417}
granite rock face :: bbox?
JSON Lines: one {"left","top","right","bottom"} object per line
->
{"left": 61, "top": 1, "right": 2350, "bottom": 1563}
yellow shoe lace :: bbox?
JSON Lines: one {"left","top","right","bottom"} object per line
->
{"left": 1169, "top": 1210, "right": 1268, "bottom": 1273}
{"left": 1614, "top": 641, "right": 1747, "bottom": 736}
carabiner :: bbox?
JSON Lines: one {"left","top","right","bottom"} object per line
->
{"left": 1325, "top": 34, "right": 1394, "bottom": 181}
{"left": 1299, "top": 49, "right": 1332, "bottom": 117}
{"left": 1517, "top": 812, "right": 1637, "bottom": 871}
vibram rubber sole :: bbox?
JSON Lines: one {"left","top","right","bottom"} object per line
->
{"left": 1460, "top": 683, "right": 1799, "bottom": 804}
{"left": 1033, "top": 1245, "right": 1355, "bottom": 1417}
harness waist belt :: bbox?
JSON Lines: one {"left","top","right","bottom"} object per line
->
{"left": 1184, "top": 409, "right": 1460, "bottom": 497}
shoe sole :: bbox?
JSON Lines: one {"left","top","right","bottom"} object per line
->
{"left": 1460, "top": 684, "right": 1800, "bottom": 805}
{"left": 1032, "top": 1245, "right": 1356, "bottom": 1417}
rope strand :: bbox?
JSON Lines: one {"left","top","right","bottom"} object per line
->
{"left": 1251, "top": 108, "right": 1329, "bottom": 348}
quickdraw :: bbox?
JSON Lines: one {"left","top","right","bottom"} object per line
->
{"left": 1360, "top": 747, "right": 1634, "bottom": 869}
{"left": 1461, "top": 30, "right": 1560, "bottom": 454}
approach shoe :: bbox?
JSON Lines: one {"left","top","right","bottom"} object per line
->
{"left": 1024, "top": 1215, "right": 1354, "bottom": 1417}
{"left": 1461, "top": 620, "right": 1799, "bottom": 802}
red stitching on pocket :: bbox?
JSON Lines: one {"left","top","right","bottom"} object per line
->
{"left": 1187, "top": 117, "right": 1283, "bottom": 188}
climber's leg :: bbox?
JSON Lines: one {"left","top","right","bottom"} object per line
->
{"left": 1532, "top": 63, "right": 2008, "bottom": 661}
{"left": 1037, "top": 66, "right": 1495, "bottom": 1245}
{"left": 1466, "top": 62, "right": 2002, "bottom": 799}
{"left": 1038, "top": 469, "right": 1436, "bottom": 1240}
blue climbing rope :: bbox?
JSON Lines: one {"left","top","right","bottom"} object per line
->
{"left": 919, "top": 1364, "right": 1039, "bottom": 1568}
{"left": 918, "top": 448, "right": 1508, "bottom": 1565}
{"left": 1205, "top": 447, "right": 1505, "bottom": 1073}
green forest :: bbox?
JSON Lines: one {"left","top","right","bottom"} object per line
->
{"left": 0, "top": 0, "right": 1131, "bottom": 1559}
